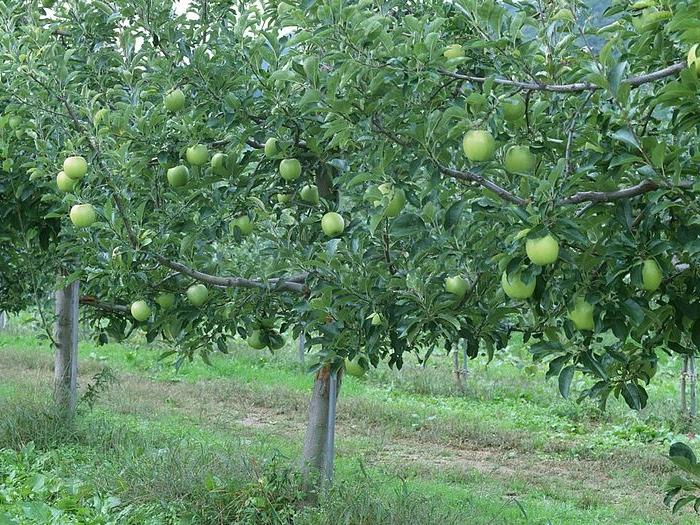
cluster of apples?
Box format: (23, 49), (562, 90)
(463, 128), (534, 175)
(129, 284), (209, 322)
(446, 233), (664, 333)
(57, 155), (98, 229)
(264, 137), (345, 238)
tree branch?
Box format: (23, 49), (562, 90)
(559, 179), (693, 206)
(439, 62), (686, 93)
(79, 296), (130, 315)
(153, 254), (308, 294)
(438, 165), (528, 206)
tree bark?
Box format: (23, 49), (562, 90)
(298, 332), (305, 366)
(54, 280), (79, 416)
(300, 364), (342, 490)
(452, 351), (464, 391)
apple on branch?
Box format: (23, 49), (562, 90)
(321, 212), (345, 237)
(164, 88), (186, 112)
(463, 130), (495, 162)
(63, 155), (87, 179)
(186, 284), (209, 306)
(69, 204), (96, 228)
(131, 300), (151, 322)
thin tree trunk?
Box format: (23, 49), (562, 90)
(462, 343), (469, 380)
(690, 356), (697, 419)
(452, 351), (464, 391)
(0, 311), (6, 330)
(681, 356), (688, 417)
(54, 280), (79, 416)
(298, 332), (305, 366)
(300, 364), (342, 490)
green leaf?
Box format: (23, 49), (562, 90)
(558, 365), (575, 398)
(611, 128), (641, 150)
(444, 200), (466, 229)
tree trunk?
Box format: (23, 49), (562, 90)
(300, 364), (341, 490)
(0, 311), (6, 330)
(690, 356), (697, 419)
(462, 344), (469, 380)
(452, 351), (465, 391)
(681, 356), (688, 417)
(54, 280), (79, 416)
(298, 332), (305, 366)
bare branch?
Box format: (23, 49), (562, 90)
(439, 62), (686, 93)
(153, 254), (308, 294)
(559, 179), (693, 206)
(438, 165), (528, 206)
(79, 296), (130, 315)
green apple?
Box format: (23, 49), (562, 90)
(502, 96), (526, 122)
(300, 184), (320, 204)
(63, 155), (88, 179)
(501, 271), (536, 300)
(231, 215), (254, 236)
(130, 300), (151, 322)
(641, 259), (663, 291)
(56, 171), (77, 192)
(443, 44), (465, 59)
(688, 44), (700, 75)
(568, 297), (594, 331)
(264, 137), (279, 157)
(279, 158), (301, 181)
(525, 234), (559, 265)
(186, 283), (208, 306)
(210, 152), (228, 174)
(445, 276), (469, 298)
(321, 212), (345, 237)
(344, 357), (365, 378)
(463, 130), (495, 162)
(69, 204), (96, 228)
(385, 188), (406, 218)
(277, 193), (293, 204)
(186, 144), (209, 166)
(504, 146), (534, 174)
(155, 293), (175, 309)
(164, 89), (186, 112)
(248, 330), (267, 350)
(8, 116), (20, 129)
(166, 165), (189, 187)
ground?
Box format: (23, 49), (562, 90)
(0, 327), (698, 524)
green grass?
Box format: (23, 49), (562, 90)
(0, 327), (698, 524)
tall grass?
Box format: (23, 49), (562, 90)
(0, 395), (464, 525)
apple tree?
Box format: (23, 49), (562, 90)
(2, 0), (700, 488)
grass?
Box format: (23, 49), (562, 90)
(0, 321), (699, 524)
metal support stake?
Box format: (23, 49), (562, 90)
(325, 367), (338, 484)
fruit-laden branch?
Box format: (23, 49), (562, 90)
(438, 165), (528, 205)
(558, 179), (694, 205)
(79, 296), (130, 315)
(153, 254), (308, 294)
(31, 78), (308, 297)
(439, 61), (686, 92)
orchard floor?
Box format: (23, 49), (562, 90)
(0, 331), (698, 524)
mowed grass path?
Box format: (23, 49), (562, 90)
(0, 332), (697, 524)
